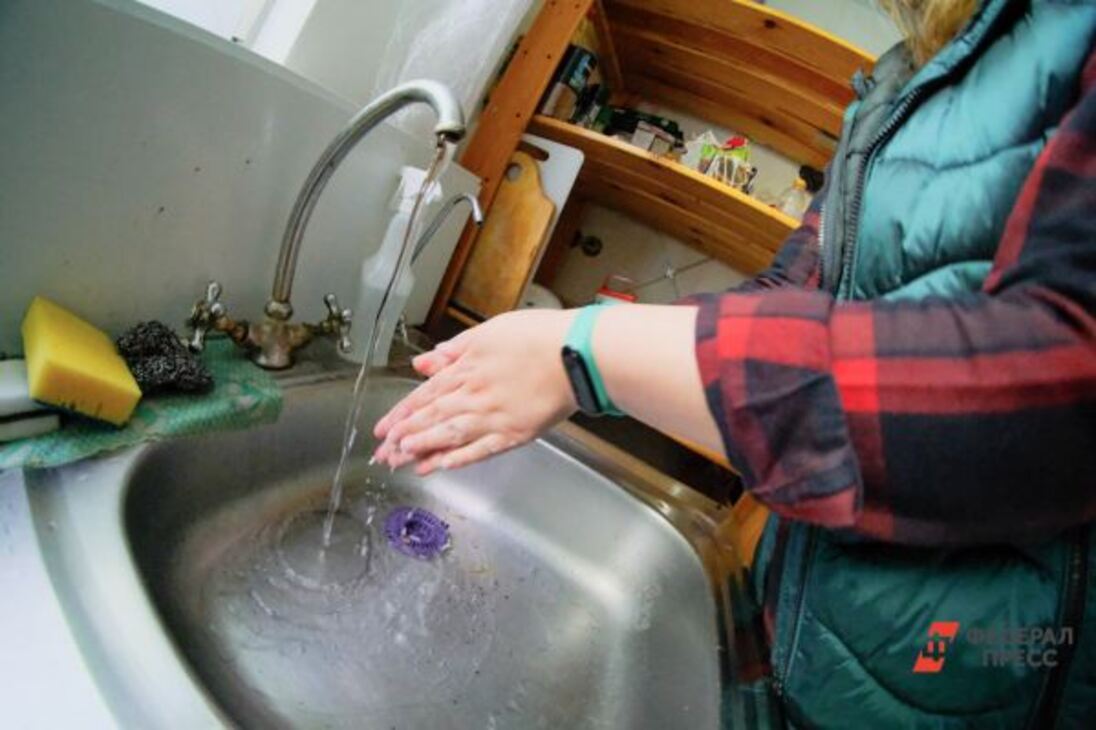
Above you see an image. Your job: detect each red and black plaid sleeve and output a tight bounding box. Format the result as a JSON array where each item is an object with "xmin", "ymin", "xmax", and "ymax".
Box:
[{"xmin": 693, "ymin": 52, "xmax": 1096, "ymax": 546}]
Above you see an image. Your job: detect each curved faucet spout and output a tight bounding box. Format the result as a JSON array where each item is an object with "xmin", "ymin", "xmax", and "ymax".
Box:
[
  {"xmin": 412, "ymin": 192, "xmax": 484, "ymax": 265},
  {"xmin": 266, "ymin": 79, "xmax": 466, "ymax": 321}
]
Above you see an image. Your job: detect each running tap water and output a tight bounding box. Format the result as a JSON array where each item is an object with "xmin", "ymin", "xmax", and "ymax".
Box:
[{"xmin": 322, "ymin": 139, "xmax": 457, "ymax": 548}]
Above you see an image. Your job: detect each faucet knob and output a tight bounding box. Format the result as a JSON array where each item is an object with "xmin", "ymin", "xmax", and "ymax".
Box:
[
  {"xmin": 187, "ymin": 280, "xmax": 227, "ymax": 352},
  {"xmin": 322, "ymin": 293, "xmax": 353, "ymax": 353},
  {"xmin": 203, "ymin": 281, "xmax": 226, "ymax": 315}
]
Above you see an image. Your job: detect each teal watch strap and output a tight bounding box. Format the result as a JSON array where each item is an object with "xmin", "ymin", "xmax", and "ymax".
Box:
[{"xmin": 565, "ymin": 305, "xmax": 623, "ymax": 416}]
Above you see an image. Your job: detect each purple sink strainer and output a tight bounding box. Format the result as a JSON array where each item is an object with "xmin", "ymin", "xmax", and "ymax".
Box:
[{"xmin": 384, "ymin": 506, "xmax": 450, "ymax": 559}]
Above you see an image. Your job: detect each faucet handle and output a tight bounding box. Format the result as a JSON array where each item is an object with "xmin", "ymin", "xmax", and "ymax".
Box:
[
  {"xmin": 321, "ymin": 293, "xmax": 353, "ymax": 353},
  {"xmin": 187, "ymin": 280, "xmax": 227, "ymax": 352}
]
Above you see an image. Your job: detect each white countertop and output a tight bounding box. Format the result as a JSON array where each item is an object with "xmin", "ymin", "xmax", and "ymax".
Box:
[{"xmin": 0, "ymin": 469, "xmax": 117, "ymax": 729}]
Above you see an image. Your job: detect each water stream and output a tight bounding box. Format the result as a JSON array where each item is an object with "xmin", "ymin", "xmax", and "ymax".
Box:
[
  {"xmin": 181, "ymin": 463, "xmax": 502, "ymax": 723},
  {"xmin": 319, "ymin": 138, "xmax": 456, "ymax": 552}
]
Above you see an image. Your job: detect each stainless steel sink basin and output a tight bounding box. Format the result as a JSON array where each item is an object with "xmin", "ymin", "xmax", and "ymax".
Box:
[{"xmin": 27, "ymin": 373, "xmax": 743, "ymax": 729}]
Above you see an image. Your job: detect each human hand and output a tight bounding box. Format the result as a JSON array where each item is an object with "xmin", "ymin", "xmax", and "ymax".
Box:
[{"xmin": 372, "ymin": 308, "xmax": 578, "ymax": 475}]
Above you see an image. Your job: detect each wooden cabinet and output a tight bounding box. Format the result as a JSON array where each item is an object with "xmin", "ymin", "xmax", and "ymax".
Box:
[
  {"xmin": 605, "ymin": 0, "xmax": 868, "ymax": 166},
  {"xmin": 529, "ymin": 115, "xmax": 797, "ymax": 276},
  {"xmin": 428, "ymin": 0, "xmax": 876, "ymax": 329}
]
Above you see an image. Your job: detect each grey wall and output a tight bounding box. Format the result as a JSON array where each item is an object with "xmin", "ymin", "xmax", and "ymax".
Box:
[
  {"xmin": 0, "ymin": 0, "xmax": 477, "ymax": 354},
  {"xmin": 765, "ymin": 0, "xmax": 902, "ymax": 56},
  {"xmin": 284, "ymin": 0, "xmax": 534, "ymax": 139}
]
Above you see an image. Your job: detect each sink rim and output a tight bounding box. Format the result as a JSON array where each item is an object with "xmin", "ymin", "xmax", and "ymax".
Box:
[{"xmin": 25, "ymin": 370, "xmax": 744, "ymax": 728}]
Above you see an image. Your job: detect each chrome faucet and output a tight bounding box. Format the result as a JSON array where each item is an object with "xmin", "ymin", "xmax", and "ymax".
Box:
[
  {"xmin": 393, "ymin": 192, "xmax": 485, "ymax": 353},
  {"xmin": 411, "ymin": 192, "xmax": 484, "ymax": 265},
  {"xmin": 187, "ymin": 80, "xmax": 466, "ymax": 369}
]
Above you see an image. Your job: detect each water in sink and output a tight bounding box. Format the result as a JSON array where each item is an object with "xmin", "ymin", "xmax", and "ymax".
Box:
[
  {"xmin": 321, "ymin": 138, "xmax": 456, "ymax": 555},
  {"xmin": 174, "ymin": 463, "xmax": 505, "ymax": 725},
  {"xmin": 112, "ymin": 379, "xmax": 720, "ymax": 728},
  {"xmin": 276, "ymin": 510, "xmax": 368, "ymax": 589}
]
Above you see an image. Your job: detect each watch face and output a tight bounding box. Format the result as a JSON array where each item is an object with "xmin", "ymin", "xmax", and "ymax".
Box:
[{"xmin": 561, "ymin": 346, "xmax": 602, "ymax": 415}]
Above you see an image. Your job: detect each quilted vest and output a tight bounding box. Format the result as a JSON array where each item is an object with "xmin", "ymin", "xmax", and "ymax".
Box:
[{"xmin": 751, "ymin": 1, "xmax": 1096, "ymax": 728}]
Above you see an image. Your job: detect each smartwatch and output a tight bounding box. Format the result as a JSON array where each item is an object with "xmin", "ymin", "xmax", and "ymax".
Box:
[{"xmin": 561, "ymin": 305, "xmax": 623, "ymax": 417}]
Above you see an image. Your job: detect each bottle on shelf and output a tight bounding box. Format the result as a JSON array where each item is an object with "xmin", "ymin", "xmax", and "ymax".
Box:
[
  {"xmin": 776, "ymin": 177, "xmax": 812, "ymax": 221},
  {"xmin": 345, "ymin": 166, "xmax": 441, "ymax": 366}
]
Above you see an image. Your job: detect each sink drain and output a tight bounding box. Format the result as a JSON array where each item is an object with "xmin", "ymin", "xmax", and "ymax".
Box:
[
  {"xmin": 276, "ymin": 510, "xmax": 368, "ymax": 589},
  {"xmin": 384, "ymin": 507, "xmax": 450, "ymax": 560}
]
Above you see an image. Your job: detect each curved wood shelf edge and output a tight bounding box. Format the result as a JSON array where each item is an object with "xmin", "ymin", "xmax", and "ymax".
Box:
[{"xmin": 529, "ymin": 116, "xmax": 798, "ymax": 267}]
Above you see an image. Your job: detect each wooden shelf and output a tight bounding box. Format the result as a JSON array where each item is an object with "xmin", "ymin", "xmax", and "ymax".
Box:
[
  {"xmin": 427, "ymin": 0, "xmax": 594, "ymax": 330},
  {"xmin": 431, "ymin": 0, "xmax": 873, "ymax": 332},
  {"xmin": 603, "ymin": 0, "xmax": 875, "ymax": 166},
  {"xmin": 529, "ymin": 115, "xmax": 797, "ymax": 275}
]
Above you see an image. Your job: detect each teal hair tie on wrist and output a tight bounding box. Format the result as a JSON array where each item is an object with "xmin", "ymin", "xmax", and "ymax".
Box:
[{"xmin": 565, "ymin": 304, "xmax": 624, "ymax": 416}]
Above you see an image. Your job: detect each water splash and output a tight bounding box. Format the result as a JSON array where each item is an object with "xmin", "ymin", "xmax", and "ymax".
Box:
[
  {"xmin": 321, "ymin": 138, "xmax": 457, "ymax": 549},
  {"xmin": 278, "ymin": 510, "xmax": 368, "ymax": 590},
  {"xmin": 187, "ymin": 474, "xmax": 499, "ymax": 717}
]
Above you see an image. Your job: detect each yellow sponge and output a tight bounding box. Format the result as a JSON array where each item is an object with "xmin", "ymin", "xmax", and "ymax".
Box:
[{"xmin": 21, "ymin": 297, "xmax": 142, "ymax": 426}]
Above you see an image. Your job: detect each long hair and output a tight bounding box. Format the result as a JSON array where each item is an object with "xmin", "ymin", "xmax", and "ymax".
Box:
[{"xmin": 878, "ymin": 0, "xmax": 980, "ymax": 65}]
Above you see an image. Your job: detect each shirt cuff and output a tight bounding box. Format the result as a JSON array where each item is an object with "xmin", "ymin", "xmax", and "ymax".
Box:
[{"xmin": 690, "ymin": 290, "xmax": 863, "ymax": 528}]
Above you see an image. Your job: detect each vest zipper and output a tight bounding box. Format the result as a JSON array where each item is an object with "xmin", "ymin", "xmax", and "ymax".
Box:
[
  {"xmin": 833, "ymin": 0, "xmax": 1011, "ymax": 297},
  {"xmin": 835, "ymin": 85, "xmax": 928, "ymax": 298},
  {"xmin": 1030, "ymin": 530, "xmax": 1089, "ymax": 728},
  {"xmin": 768, "ymin": 521, "xmax": 792, "ymax": 698},
  {"xmin": 828, "ymin": 0, "xmax": 1017, "ymax": 295},
  {"xmin": 771, "ymin": 527, "xmax": 817, "ymax": 701}
]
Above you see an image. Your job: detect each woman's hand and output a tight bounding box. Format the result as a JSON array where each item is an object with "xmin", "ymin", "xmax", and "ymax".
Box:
[
  {"xmin": 372, "ymin": 303, "xmax": 721, "ymax": 477},
  {"xmin": 372, "ymin": 309, "xmax": 578, "ymax": 475}
]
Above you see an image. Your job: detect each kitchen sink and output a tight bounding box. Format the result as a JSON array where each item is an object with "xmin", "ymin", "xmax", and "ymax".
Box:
[{"xmin": 27, "ymin": 372, "xmax": 743, "ymax": 728}]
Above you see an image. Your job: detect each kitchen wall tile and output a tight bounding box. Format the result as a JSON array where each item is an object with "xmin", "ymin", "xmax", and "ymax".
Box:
[
  {"xmin": 551, "ymin": 204, "xmax": 675, "ymax": 305},
  {"xmin": 673, "ymin": 259, "xmax": 750, "ymax": 297},
  {"xmin": 547, "ymin": 203, "xmax": 753, "ymax": 307},
  {"xmin": 633, "ymin": 277, "xmax": 679, "ymax": 304},
  {"xmin": 662, "ymin": 233, "xmax": 708, "ymax": 270}
]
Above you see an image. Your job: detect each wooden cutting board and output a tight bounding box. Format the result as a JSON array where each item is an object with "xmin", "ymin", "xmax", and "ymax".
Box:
[{"xmin": 454, "ymin": 151, "xmax": 556, "ymax": 318}]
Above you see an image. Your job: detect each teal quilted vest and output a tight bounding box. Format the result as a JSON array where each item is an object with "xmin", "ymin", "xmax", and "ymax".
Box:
[{"xmin": 752, "ymin": 1, "xmax": 1096, "ymax": 728}]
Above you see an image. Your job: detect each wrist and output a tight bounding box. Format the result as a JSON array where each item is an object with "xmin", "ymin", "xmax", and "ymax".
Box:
[
  {"xmin": 561, "ymin": 305, "xmax": 624, "ymax": 416},
  {"xmin": 590, "ymin": 304, "xmax": 622, "ymax": 413},
  {"xmin": 550, "ymin": 310, "xmax": 580, "ymax": 414}
]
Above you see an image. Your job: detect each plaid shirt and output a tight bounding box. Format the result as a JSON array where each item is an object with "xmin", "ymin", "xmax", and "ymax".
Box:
[{"xmin": 691, "ymin": 51, "xmax": 1096, "ymax": 546}]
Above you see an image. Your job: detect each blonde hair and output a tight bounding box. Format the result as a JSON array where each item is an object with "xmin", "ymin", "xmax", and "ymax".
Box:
[{"xmin": 879, "ymin": 0, "xmax": 979, "ymax": 65}]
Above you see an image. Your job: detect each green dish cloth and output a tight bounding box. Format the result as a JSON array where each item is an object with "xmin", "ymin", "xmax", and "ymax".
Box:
[{"xmin": 0, "ymin": 338, "xmax": 282, "ymax": 471}]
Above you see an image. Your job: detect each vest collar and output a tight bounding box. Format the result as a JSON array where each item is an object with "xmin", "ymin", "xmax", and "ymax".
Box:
[{"xmin": 899, "ymin": 0, "xmax": 1024, "ymax": 101}]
